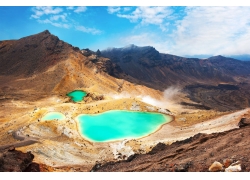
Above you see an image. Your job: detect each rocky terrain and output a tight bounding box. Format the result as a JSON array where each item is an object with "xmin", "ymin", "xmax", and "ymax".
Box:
[
  {"xmin": 93, "ymin": 117, "xmax": 250, "ymax": 172},
  {"xmin": 183, "ymin": 83, "xmax": 250, "ymax": 111},
  {"xmin": 0, "ymin": 31, "xmax": 250, "ymax": 172}
]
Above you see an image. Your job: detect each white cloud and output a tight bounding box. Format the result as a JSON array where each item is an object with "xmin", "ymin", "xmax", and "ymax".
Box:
[
  {"xmin": 31, "ymin": 7, "xmax": 70, "ymax": 29},
  {"xmin": 123, "ymin": 7, "xmax": 132, "ymax": 12},
  {"xmin": 74, "ymin": 6, "xmax": 87, "ymax": 13},
  {"xmin": 30, "ymin": 6, "xmax": 101, "ymax": 35},
  {"xmin": 107, "ymin": 6, "xmax": 121, "ymax": 14},
  {"xmin": 170, "ymin": 6, "xmax": 250, "ymax": 56},
  {"xmin": 75, "ymin": 25, "xmax": 102, "ymax": 35},
  {"xmin": 118, "ymin": 33, "xmax": 171, "ymax": 53},
  {"xmin": 109, "ymin": 6, "xmax": 250, "ymax": 56},
  {"xmin": 114, "ymin": 6, "xmax": 173, "ymax": 31},
  {"xmin": 31, "ymin": 6, "xmax": 63, "ymax": 19},
  {"xmin": 67, "ymin": 6, "xmax": 74, "ymax": 10},
  {"xmin": 38, "ymin": 19, "xmax": 70, "ymax": 29},
  {"xmin": 50, "ymin": 14, "xmax": 67, "ymax": 21}
]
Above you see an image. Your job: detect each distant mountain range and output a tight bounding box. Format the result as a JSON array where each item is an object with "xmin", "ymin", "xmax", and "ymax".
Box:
[
  {"xmin": 101, "ymin": 44, "xmax": 250, "ymax": 90},
  {"xmin": 184, "ymin": 54, "xmax": 250, "ymax": 61}
]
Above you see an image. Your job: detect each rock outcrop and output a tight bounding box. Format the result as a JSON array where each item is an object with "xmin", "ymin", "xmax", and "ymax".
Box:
[{"xmin": 0, "ymin": 147, "xmax": 39, "ymax": 172}]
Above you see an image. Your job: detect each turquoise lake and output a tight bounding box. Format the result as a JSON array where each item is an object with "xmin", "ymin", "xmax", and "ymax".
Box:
[
  {"xmin": 41, "ymin": 112, "xmax": 66, "ymax": 121},
  {"xmin": 67, "ymin": 90, "xmax": 87, "ymax": 102},
  {"xmin": 76, "ymin": 110, "xmax": 172, "ymax": 142}
]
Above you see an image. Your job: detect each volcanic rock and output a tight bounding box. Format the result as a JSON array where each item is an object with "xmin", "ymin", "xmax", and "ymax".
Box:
[
  {"xmin": 223, "ymin": 159, "xmax": 233, "ymax": 168},
  {"xmin": 0, "ymin": 148, "xmax": 38, "ymax": 172},
  {"xmin": 208, "ymin": 161, "xmax": 223, "ymax": 172},
  {"xmin": 238, "ymin": 118, "xmax": 250, "ymax": 128}
]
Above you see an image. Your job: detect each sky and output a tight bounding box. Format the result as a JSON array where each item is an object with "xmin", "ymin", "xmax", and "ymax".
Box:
[{"xmin": 1, "ymin": 1, "xmax": 250, "ymax": 59}]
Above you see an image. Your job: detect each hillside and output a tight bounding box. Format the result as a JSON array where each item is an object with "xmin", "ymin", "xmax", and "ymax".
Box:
[
  {"xmin": 0, "ymin": 31, "xmax": 250, "ymax": 172},
  {"xmin": 0, "ymin": 31, "xmax": 164, "ymax": 102},
  {"xmin": 101, "ymin": 45, "xmax": 250, "ymax": 111},
  {"xmin": 101, "ymin": 45, "xmax": 250, "ymax": 90}
]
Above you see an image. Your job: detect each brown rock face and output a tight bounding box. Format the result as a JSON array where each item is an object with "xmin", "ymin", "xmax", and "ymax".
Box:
[{"xmin": 0, "ymin": 148, "xmax": 39, "ymax": 172}]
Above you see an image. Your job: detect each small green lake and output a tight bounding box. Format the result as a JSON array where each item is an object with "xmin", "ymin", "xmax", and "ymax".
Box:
[
  {"xmin": 41, "ymin": 112, "xmax": 66, "ymax": 121},
  {"xmin": 76, "ymin": 110, "xmax": 172, "ymax": 142},
  {"xmin": 67, "ymin": 90, "xmax": 87, "ymax": 102}
]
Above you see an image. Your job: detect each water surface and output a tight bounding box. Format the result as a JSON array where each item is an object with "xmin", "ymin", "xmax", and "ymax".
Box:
[
  {"xmin": 41, "ymin": 112, "xmax": 66, "ymax": 121},
  {"xmin": 76, "ymin": 110, "xmax": 171, "ymax": 142},
  {"xmin": 67, "ymin": 90, "xmax": 87, "ymax": 102}
]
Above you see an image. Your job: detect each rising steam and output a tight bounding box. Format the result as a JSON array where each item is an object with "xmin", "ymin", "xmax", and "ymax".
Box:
[
  {"xmin": 141, "ymin": 86, "xmax": 182, "ymax": 109},
  {"xmin": 109, "ymin": 86, "xmax": 183, "ymax": 111}
]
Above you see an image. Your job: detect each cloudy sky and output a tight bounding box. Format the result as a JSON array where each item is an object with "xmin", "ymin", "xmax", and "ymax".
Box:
[{"xmin": 1, "ymin": 1, "xmax": 250, "ymax": 58}]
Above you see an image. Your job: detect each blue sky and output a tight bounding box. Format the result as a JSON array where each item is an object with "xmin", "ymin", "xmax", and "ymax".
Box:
[{"xmin": 1, "ymin": 1, "xmax": 250, "ymax": 58}]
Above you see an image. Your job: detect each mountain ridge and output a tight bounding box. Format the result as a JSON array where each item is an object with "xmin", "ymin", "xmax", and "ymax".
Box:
[
  {"xmin": 101, "ymin": 45, "xmax": 250, "ymax": 90},
  {"xmin": 102, "ymin": 44, "xmax": 249, "ymax": 62},
  {"xmin": 0, "ymin": 30, "xmax": 81, "ymax": 76},
  {"xmin": 96, "ymin": 43, "xmax": 250, "ymax": 90}
]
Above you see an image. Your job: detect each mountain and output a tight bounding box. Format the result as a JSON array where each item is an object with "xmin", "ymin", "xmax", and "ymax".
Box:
[
  {"xmin": 101, "ymin": 45, "xmax": 250, "ymax": 111},
  {"xmin": 101, "ymin": 45, "xmax": 250, "ymax": 90},
  {"xmin": 0, "ymin": 30, "xmax": 78, "ymax": 76},
  {"xmin": 1, "ymin": 31, "xmax": 250, "ymax": 110},
  {"xmin": 184, "ymin": 54, "xmax": 250, "ymax": 61},
  {"xmin": 0, "ymin": 31, "xmax": 162, "ymax": 102}
]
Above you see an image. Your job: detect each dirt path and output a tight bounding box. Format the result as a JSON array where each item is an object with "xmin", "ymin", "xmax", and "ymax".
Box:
[{"xmin": 0, "ymin": 128, "xmax": 40, "ymax": 150}]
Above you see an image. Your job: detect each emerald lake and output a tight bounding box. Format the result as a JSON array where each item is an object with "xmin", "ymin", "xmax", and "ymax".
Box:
[
  {"xmin": 76, "ymin": 110, "xmax": 172, "ymax": 142},
  {"xmin": 67, "ymin": 90, "xmax": 87, "ymax": 102},
  {"xmin": 41, "ymin": 112, "xmax": 66, "ymax": 121}
]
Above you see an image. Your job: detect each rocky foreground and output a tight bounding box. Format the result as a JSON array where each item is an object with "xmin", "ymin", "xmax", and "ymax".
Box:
[
  {"xmin": 1, "ymin": 118, "xmax": 249, "ymax": 172},
  {"xmin": 92, "ymin": 117, "xmax": 250, "ymax": 172}
]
